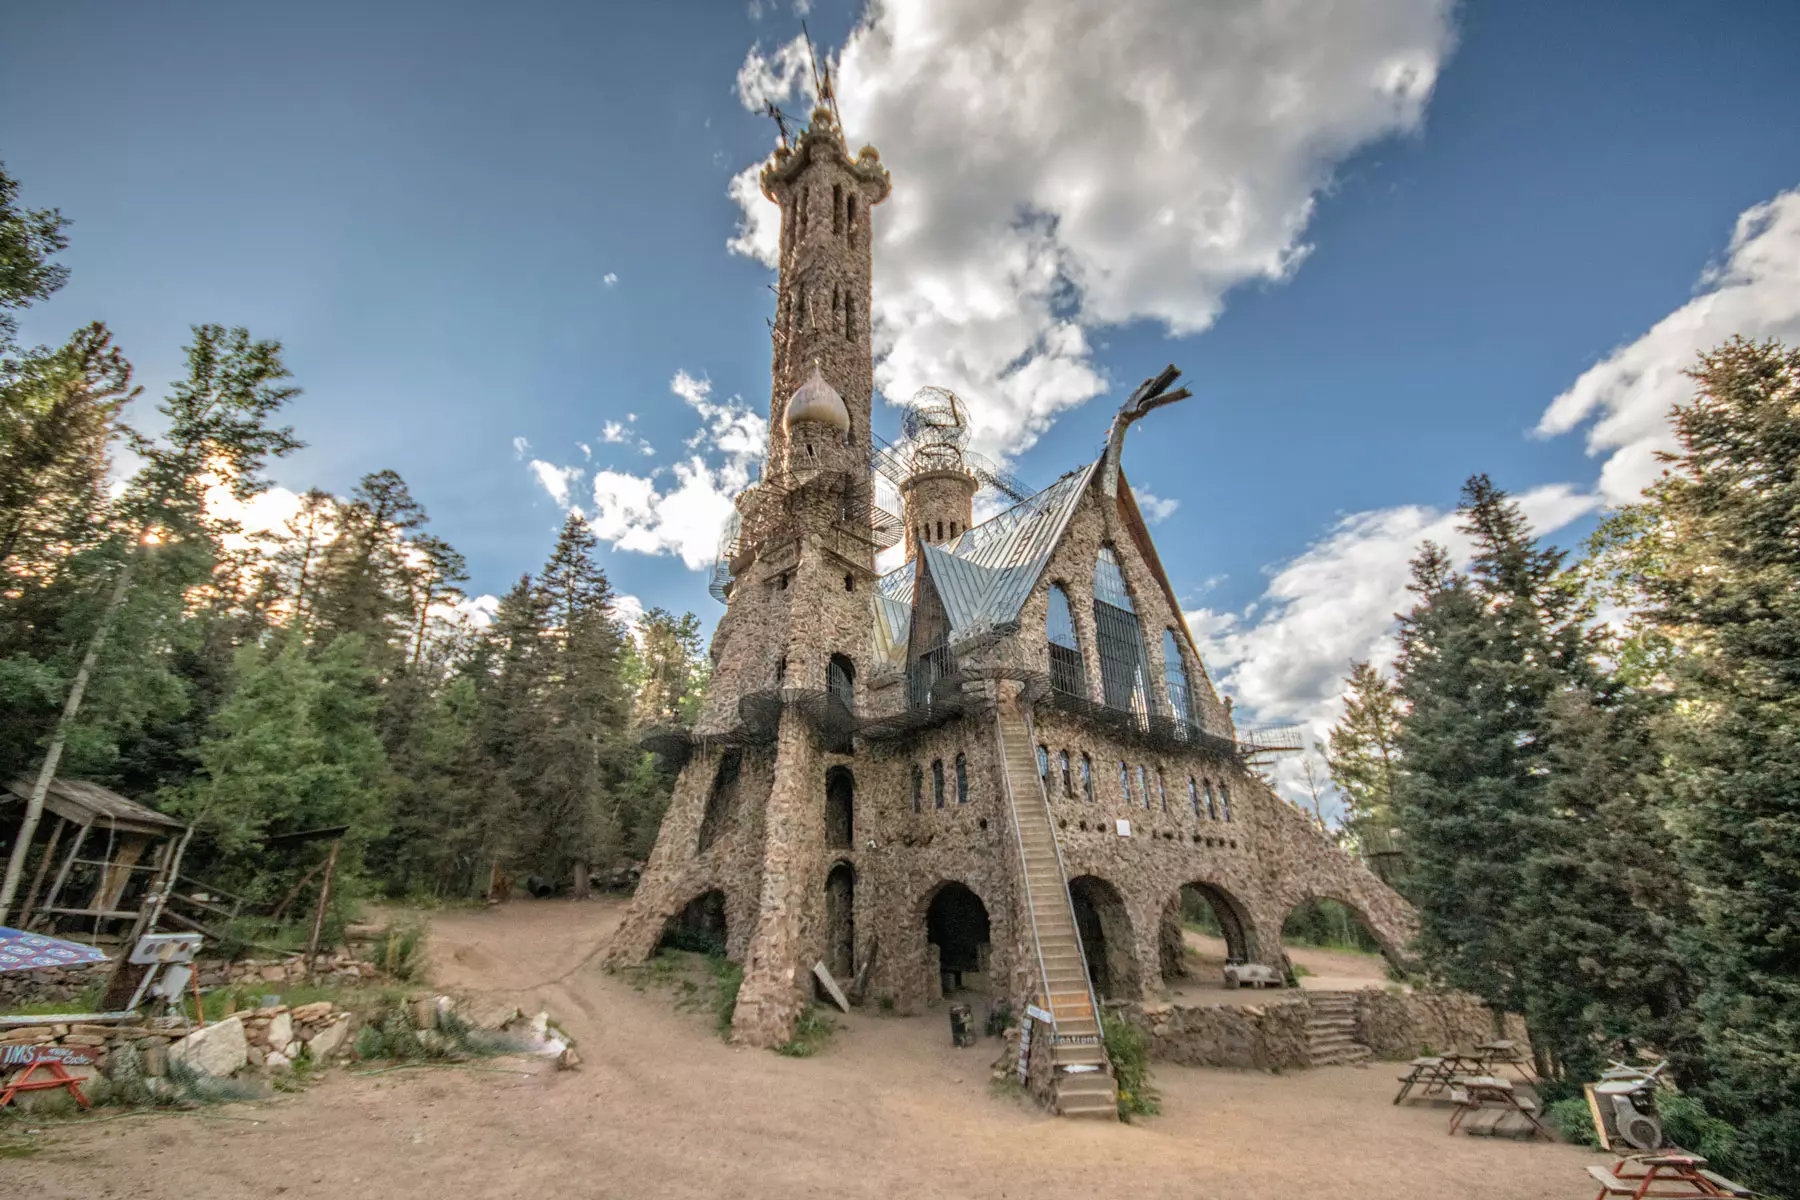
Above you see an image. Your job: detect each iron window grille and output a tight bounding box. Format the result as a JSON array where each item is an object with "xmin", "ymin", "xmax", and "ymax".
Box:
[{"xmin": 1047, "ymin": 584, "xmax": 1086, "ymax": 699}]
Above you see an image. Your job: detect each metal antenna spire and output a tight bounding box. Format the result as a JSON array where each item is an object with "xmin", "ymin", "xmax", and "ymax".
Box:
[{"xmin": 800, "ymin": 21, "xmax": 844, "ymax": 129}]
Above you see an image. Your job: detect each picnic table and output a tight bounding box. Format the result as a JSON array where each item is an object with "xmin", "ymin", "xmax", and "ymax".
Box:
[
  {"xmin": 1474, "ymin": 1037, "xmax": 1537, "ymax": 1082},
  {"xmin": 1392, "ymin": 1052, "xmax": 1492, "ymax": 1104},
  {"xmin": 1446, "ymin": 1074, "xmax": 1549, "ymax": 1139},
  {"xmin": 1587, "ymin": 1151, "xmax": 1751, "ymax": 1198}
]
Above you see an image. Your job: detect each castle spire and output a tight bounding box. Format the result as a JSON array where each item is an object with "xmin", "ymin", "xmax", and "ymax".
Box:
[{"xmin": 759, "ymin": 104, "xmax": 889, "ymax": 477}]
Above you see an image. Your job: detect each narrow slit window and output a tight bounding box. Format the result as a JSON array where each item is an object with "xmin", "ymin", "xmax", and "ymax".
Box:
[
  {"xmin": 1137, "ymin": 765, "xmax": 1149, "ymax": 809},
  {"xmin": 845, "ymin": 296, "xmax": 854, "ymax": 342},
  {"xmin": 1037, "ymin": 744, "xmax": 1050, "ymax": 781},
  {"xmin": 1059, "ymin": 750, "xmax": 1072, "ymax": 797},
  {"xmin": 1189, "ymin": 776, "xmax": 1201, "ymax": 817},
  {"xmin": 1119, "ymin": 761, "xmax": 1130, "ymax": 804},
  {"xmin": 832, "ymin": 183, "xmax": 843, "ymax": 233},
  {"xmin": 932, "ymin": 759, "xmax": 945, "ymax": 809},
  {"xmin": 955, "ymin": 753, "xmax": 968, "ymax": 803},
  {"xmin": 1081, "ymin": 754, "xmax": 1094, "ymax": 803},
  {"xmin": 1157, "ymin": 770, "xmax": 1169, "ymax": 812},
  {"xmin": 1220, "ymin": 783, "xmax": 1233, "ymax": 822}
]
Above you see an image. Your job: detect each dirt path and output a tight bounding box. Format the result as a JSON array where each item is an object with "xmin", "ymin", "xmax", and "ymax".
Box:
[
  {"xmin": 1170, "ymin": 930, "xmax": 1394, "ymax": 1003},
  {"xmin": 8, "ymin": 898, "xmax": 1609, "ymax": 1199}
]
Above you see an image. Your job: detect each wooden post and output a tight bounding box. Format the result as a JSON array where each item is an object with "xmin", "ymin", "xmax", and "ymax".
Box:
[
  {"xmin": 17, "ymin": 816, "xmax": 68, "ymax": 928},
  {"xmin": 304, "ymin": 839, "xmax": 342, "ymax": 984},
  {"xmin": 37, "ymin": 823, "xmax": 90, "ymax": 927}
]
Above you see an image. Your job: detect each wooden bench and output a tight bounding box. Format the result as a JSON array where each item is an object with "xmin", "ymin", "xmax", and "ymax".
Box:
[
  {"xmin": 1586, "ymin": 1166, "xmax": 1634, "ymax": 1196},
  {"xmin": 1699, "ymin": 1169, "xmax": 1752, "ymax": 1198}
]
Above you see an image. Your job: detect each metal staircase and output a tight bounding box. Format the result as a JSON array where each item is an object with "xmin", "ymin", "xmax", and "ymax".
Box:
[{"xmin": 994, "ymin": 702, "xmax": 1117, "ymax": 1119}]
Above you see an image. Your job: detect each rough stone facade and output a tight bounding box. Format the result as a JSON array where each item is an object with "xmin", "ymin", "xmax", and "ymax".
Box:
[
  {"xmin": 607, "ymin": 109, "xmax": 1418, "ymax": 1061},
  {"xmin": 1353, "ymin": 988, "xmax": 1530, "ymax": 1060}
]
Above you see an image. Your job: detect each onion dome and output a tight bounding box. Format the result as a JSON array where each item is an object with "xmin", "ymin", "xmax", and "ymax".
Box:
[{"xmin": 784, "ymin": 364, "xmax": 851, "ymax": 433}]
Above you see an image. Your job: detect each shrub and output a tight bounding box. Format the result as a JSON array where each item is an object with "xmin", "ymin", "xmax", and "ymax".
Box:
[
  {"xmin": 374, "ymin": 922, "xmax": 428, "ymax": 982},
  {"xmin": 711, "ymin": 957, "xmax": 743, "ymax": 1039},
  {"xmin": 1546, "ymin": 1096, "xmax": 1599, "ymax": 1146},
  {"xmin": 1102, "ymin": 1012, "xmax": 1159, "ymax": 1121}
]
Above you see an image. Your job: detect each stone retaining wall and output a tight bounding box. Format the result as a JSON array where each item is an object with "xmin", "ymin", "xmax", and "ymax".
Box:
[
  {"xmin": 0, "ymin": 961, "xmax": 107, "ymax": 1010},
  {"xmin": 1353, "ymin": 988, "xmax": 1530, "ymax": 1060},
  {"xmin": 1125, "ymin": 997, "xmax": 1311, "ymax": 1070}
]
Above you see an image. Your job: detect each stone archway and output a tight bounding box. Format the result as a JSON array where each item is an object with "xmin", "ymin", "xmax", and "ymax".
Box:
[
  {"xmin": 1160, "ymin": 880, "xmax": 1261, "ymax": 985},
  {"xmin": 1068, "ymin": 875, "xmax": 1139, "ymax": 1000},
  {"xmin": 1279, "ymin": 892, "xmax": 1406, "ymax": 982},
  {"xmin": 923, "ymin": 881, "xmax": 991, "ymax": 998},
  {"xmin": 825, "ymin": 861, "xmax": 855, "ymax": 979},
  {"xmin": 658, "ymin": 888, "xmax": 728, "ymax": 955}
]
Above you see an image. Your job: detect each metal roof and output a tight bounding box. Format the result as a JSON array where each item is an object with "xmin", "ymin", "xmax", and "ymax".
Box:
[
  {"xmin": 4, "ymin": 777, "xmax": 185, "ymax": 837},
  {"xmin": 875, "ymin": 461, "xmax": 1096, "ymax": 653}
]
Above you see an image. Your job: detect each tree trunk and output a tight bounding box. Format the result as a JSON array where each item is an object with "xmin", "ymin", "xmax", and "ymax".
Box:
[
  {"xmin": 0, "ymin": 547, "xmax": 138, "ymax": 922},
  {"xmin": 571, "ymin": 860, "xmax": 591, "ymax": 901}
]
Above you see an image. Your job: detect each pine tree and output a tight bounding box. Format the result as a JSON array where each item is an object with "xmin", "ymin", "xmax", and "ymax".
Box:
[
  {"xmin": 1613, "ymin": 338, "xmax": 1800, "ymax": 1187},
  {"xmin": 0, "ymin": 160, "xmax": 70, "ymax": 357},
  {"xmin": 629, "ymin": 606, "xmax": 708, "ymax": 726},
  {"xmin": 310, "ymin": 469, "xmax": 427, "ymax": 664},
  {"xmin": 1326, "ymin": 660, "xmax": 1402, "ymax": 858}
]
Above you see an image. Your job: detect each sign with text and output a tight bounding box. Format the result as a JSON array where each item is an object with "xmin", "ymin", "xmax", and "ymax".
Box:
[{"xmin": 1, "ymin": 1044, "xmax": 95, "ymax": 1067}]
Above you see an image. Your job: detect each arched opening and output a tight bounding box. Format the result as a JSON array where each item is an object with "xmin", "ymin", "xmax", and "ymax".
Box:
[
  {"xmin": 825, "ymin": 766, "xmax": 854, "ymax": 849},
  {"xmin": 825, "ymin": 862, "xmax": 856, "ymax": 979},
  {"xmin": 1160, "ymin": 881, "xmax": 1260, "ymax": 992},
  {"xmin": 925, "ymin": 882, "xmax": 991, "ymax": 997},
  {"xmin": 1280, "ymin": 896, "xmax": 1397, "ymax": 986},
  {"xmin": 658, "ymin": 889, "xmax": 728, "ymax": 955},
  {"xmin": 827, "ymin": 653, "xmax": 855, "ymax": 709},
  {"xmin": 1067, "ymin": 875, "xmax": 1138, "ymax": 1000},
  {"xmin": 697, "ymin": 749, "xmax": 742, "ymax": 853}
]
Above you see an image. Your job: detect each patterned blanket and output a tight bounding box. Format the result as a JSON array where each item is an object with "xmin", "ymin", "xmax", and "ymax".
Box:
[{"xmin": 0, "ymin": 927, "xmax": 111, "ymax": 973}]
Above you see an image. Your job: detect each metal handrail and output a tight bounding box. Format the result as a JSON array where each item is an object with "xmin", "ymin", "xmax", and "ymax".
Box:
[
  {"xmin": 992, "ymin": 704, "xmax": 1056, "ymax": 1050},
  {"xmin": 1019, "ymin": 704, "xmax": 1104, "ymax": 1048}
]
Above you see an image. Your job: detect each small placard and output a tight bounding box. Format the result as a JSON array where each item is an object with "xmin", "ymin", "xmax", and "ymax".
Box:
[
  {"xmin": 1025, "ymin": 1004, "xmax": 1054, "ymax": 1026},
  {"xmin": 1017, "ymin": 1016, "xmax": 1033, "ymax": 1083},
  {"xmin": 1115, "ymin": 819, "xmax": 1132, "ymax": 837},
  {"xmin": 0, "ymin": 1044, "xmax": 95, "ymax": 1067}
]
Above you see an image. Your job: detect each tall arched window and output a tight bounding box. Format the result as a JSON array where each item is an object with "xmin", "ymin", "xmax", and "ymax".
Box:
[
  {"xmin": 1189, "ymin": 776, "xmax": 1202, "ymax": 817},
  {"xmin": 955, "ymin": 753, "xmax": 968, "ymax": 803},
  {"xmin": 1220, "ymin": 782, "xmax": 1233, "ymax": 822},
  {"xmin": 1059, "ymin": 750, "xmax": 1072, "ymax": 797},
  {"xmin": 828, "ymin": 653, "xmax": 855, "ymax": 710},
  {"xmin": 1118, "ymin": 761, "xmax": 1130, "ymax": 804},
  {"xmin": 1081, "ymin": 754, "xmax": 1094, "ymax": 802},
  {"xmin": 1136, "ymin": 765, "xmax": 1149, "ymax": 810},
  {"xmin": 1046, "ymin": 584, "xmax": 1085, "ymax": 698},
  {"xmin": 932, "ymin": 759, "xmax": 946, "ymax": 809},
  {"xmin": 1037, "ymin": 744, "xmax": 1050, "ymax": 780},
  {"xmin": 1204, "ymin": 780, "xmax": 1219, "ymax": 820},
  {"xmin": 1093, "ymin": 548, "xmax": 1151, "ymax": 719},
  {"xmin": 1162, "ymin": 628, "xmax": 1194, "ymax": 727}
]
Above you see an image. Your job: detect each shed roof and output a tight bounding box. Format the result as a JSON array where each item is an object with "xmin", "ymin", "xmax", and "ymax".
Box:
[{"xmin": 4, "ymin": 778, "xmax": 186, "ymax": 837}]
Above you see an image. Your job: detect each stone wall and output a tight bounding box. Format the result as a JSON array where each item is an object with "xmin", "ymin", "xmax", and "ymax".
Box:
[
  {"xmin": 1124, "ymin": 997, "xmax": 1312, "ymax": 1070},
  {"xmin": 0, "ymin": 961, "xmax": 107, "ymax": 1010},
  {"xmin": 1353, "ymin": 988, "xmax": 1530, "ymax": 1060}
]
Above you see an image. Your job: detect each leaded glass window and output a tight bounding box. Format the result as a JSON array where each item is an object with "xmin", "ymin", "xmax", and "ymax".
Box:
[
  {"xmin": 1046, "ymin": 584, "xmax": 1086, "ymax": 698},
  {"xmin": 1093, "ymin": 548, "xmax": 1151, "ymax": 719},
  {"xmin": 1162, "ymin": 628, "xmax": 1193, "ymax": 726}
]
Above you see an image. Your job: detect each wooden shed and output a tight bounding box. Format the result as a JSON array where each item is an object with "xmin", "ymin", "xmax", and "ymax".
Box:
[{"xmin": 3, "ymin": 778, "xmax": 187, "ymax": 943}]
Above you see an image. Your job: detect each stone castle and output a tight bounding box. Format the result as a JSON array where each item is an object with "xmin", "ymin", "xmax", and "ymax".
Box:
[{"xmin": 608, "ymin": 102, "xmax": 1414, "ymax": 1116}]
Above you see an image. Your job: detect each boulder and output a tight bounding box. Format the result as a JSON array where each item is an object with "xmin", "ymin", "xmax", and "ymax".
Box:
[
  {"xmin": 290, "ymin": 1001, "xmax": 332, "ymax": 1024},
  {"xmin": 306, "ymin": 1015, "xmax": 352, "ymax": 1060},
  {"xmin": 266, "ymin": 1012, "xmax": 293, "ymax": 1054},
  {"xmin": 169, "ymin": 1015, "xmax": 248, "ymax": 1078}
]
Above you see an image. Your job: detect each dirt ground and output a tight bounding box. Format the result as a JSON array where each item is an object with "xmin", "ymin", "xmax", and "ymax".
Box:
[
  {"xmin": 1169, "ymin": 930, "xmax": 1395, "ymax": 1004},
  {"xmin": 7, "ymin": 898, "xmax": 1614, "ymax": 1199}
]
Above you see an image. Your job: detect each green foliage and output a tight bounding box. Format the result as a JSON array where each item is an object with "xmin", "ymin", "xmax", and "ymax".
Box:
[
  {"xmin": 984, "ymin": 1001, "xmax": 1015, "ymax": 1036},
  {"xmin": 1281, "ymin": 898, "xmax": 1384, "ymax": 956},
  {"xmin": 775, "ymin": 1004, "xmax": 835, "ymax": 1057},
  {"xmin": 712, "ymin": 956, "xmax": 744, "ymax": 1039},
  {"xmin": 1101, "ymin": 1012, "xmax": 1159, "ymax": 1121},
  {"xmin": 374, "ymin": 921, "xmax": 429, "ymax": 982},
  {"xmin": 1325, "ymin": 660, "xmax": 1402, "ymax": 853},
  {"xmin": 0, "ymin": 159, "xmax": 70, "ymax": 353},
  {"xmin": 1545, "ymin": 1096, "xmax": 1599, "ymax": 1146}
]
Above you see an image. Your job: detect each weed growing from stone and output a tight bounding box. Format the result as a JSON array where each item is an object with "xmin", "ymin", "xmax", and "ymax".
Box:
[
  {"xmin": 775, "ymin": 1004, "xmax": 833, "ymax": 1057},
  {"xmin": 1102, "ymin": 1012, "xmax": 1160, "ymax": 1122}
]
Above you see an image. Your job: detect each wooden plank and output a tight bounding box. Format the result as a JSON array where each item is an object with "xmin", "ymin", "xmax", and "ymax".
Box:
[{"xmin": 812, "ymin": 962, "xmax": 851, "ymax": 1013}]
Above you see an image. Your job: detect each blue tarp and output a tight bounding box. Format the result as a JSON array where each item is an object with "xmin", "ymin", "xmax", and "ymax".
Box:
[{"xmin": 0, "ymin": 926, "xmax": 111, "ymax": 973}]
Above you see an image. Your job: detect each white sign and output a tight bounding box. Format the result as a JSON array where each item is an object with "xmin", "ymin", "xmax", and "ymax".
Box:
[
  {"xmin": 1116, "ymin": 819, "xmax": 1132, "ymax": 837},
  {"xmin": 1018, "ymin": 1016, "xmax": 1032, "ymax": 1083},
  {"xmin": 1025, "ymin": 1004, "xmax": 1054, "ymax": 1025}
]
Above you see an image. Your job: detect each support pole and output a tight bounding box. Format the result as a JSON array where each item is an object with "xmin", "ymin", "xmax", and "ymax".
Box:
[
  {"xmin": 304, "ymin": 839, "xmax": 342, "ymax": 984},
  {"xmin": 18, "ymin": 816, "xmax": 68, "ymax": 928}
]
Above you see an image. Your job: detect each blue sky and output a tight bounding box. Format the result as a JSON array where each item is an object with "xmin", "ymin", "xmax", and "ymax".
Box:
[{"xmin": 6, "ymin": 0, "xmax": 1799, "ymax": 796}]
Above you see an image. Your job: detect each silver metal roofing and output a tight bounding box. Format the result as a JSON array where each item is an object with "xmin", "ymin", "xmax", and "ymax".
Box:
[{"xmin": 875, "ymin": 460, "xmax": 1096, "ymax": 656}]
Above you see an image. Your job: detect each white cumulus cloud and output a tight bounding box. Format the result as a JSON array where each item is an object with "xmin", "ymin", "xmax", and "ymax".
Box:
[
  {"xmin": 731, "ymin": 0, "xmax": 1454, "ymax": 458},
  {"xmin": 1536, "ymin": 186, "xmax": 1800, "ymax": 505},
  {"xmin": 525, "ymin": 371, "xmax": 769, "ymax": 571},
  {"xmin": 1187, "ymin": 484, "xmax": 1599, "ymax": 809},
  {"xmin": 603, "ymin": 272, "xmax": 619, "ymax": 287},
  {"xmin": 1134, "ymin": 488, "xmax": 1178, "ymax": 524}
]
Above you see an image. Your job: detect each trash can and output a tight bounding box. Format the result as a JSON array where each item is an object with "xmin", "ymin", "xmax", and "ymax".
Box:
[{"xmin": 948, "ymin": 1003, "xmax": 976, "ymax": 1048}]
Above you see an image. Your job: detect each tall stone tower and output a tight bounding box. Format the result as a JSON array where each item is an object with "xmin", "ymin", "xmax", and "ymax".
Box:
[{"xmin": 606, "ymin": 106, "xmax": 892, "ymax": 1048}]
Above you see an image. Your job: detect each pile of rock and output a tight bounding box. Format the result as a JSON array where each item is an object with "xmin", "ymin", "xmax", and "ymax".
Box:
[
  {"xmin": 0, "ymin": 1019, "xmax": 181, "ymax": 1099},
  {"xmin": 239, "ymin": 1001, "xmax": 357, "ymax": 1070},
  {"xmin": 0, "ymin": 961, "xmax": 109, "ymax": 1010}
]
